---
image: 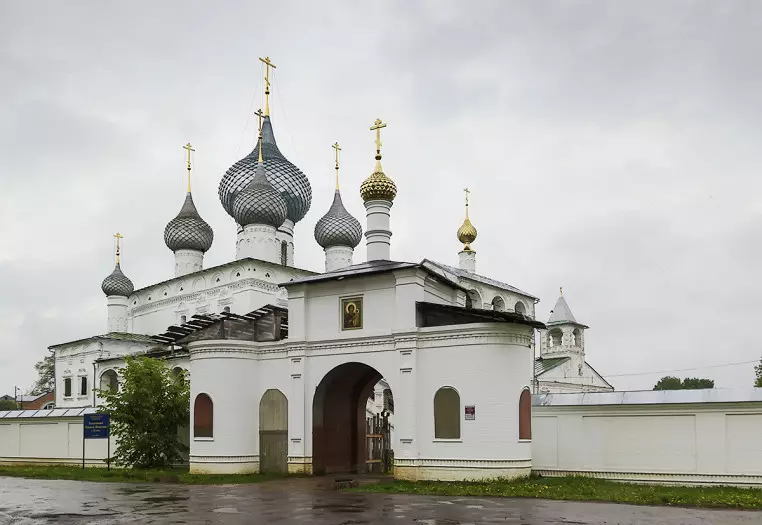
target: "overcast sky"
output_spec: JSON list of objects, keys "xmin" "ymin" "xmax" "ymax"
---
[{"xmin": 1, "ymin": 1, "xmax": 761, "ymax": 395}]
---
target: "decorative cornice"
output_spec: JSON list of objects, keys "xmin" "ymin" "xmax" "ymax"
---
[
  {"xmin": 130, "ymin": 278, "xmax": 279, "ymax": 315},
  {"xmin": 189, "ymin": 455, "xmax": 259, "ymax": 463}
]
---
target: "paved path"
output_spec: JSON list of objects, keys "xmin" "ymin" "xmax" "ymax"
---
[{"xmin": 0, "ymin": 476, "xmax": 760, "ymax": 524}]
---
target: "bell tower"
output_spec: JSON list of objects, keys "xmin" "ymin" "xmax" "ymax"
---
[{"xmin": 539, "ymin": 288, "xmax": 589, "ymax": 376}]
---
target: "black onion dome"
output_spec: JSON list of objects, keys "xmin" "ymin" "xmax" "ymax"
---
[
  {"xmin": 101, "ymin": 263, "xmax": 134, "ymax": 297},
  {"xmin": 219, "ymin": 117, "xmax": 312, "ymax": 224},
  {"xmin": 232, "ymin": 160, "xmax": 288, "ymax": 228},
  {"xmin": 314, "ymin": 190, "xmax": 363, "ymax": 249},
  {"xmin": 164, "ymin": 193, "xmax": 214, "ymax": 253}
]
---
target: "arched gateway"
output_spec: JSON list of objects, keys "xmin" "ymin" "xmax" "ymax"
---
[{"xmin": 312, "ymin": 362, "xmax": 387, "ymax": 475}]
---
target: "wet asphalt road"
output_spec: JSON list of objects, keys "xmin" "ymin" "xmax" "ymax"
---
[{"xmin": 1, "ymin": 476, "xmax": 760, "ymax": 524}]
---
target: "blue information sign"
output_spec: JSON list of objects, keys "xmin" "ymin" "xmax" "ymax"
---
[{"xmin": 83, "ymin": 413, "xmax": 110, "ymax": 439}]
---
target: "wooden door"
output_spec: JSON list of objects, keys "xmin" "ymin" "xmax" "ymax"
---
[{"xmin": 259, "ymin": 389, "xmax": 288, "ymax": 474}]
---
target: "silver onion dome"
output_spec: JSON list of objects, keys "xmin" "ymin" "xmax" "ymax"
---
[
  {"xmin": 232, "ymin": 160, "xmax": 288, "ymax": 228},
  {"xmin": 101, "ymin": 263, "xmax": 134, "ymax": 297},
  {"xmin": 219, "ymin": 116, "xmax": 312, "ymax": 224},
  {"xmin": 164, "ymin": 193, "xmax": 214, "ymax": 253},
  {"xmin": 314, "ymin": 190, "xmax": 363, "ymax": 249}
]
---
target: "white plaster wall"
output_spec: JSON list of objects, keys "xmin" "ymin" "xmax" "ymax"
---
[
  {"xmin": 532, "ymin": 403, "xmax": 762, "ymax": 485},
  {"xmin": 410, "ymin": 324, "xmax": 533, "ymax": 478},
  {"xmin": 127, "ymin": 259, "xmax": 312, "ymax": 335},
  {"xmin": 0, "ymin": 417, "xmax": 115, "ymax": 466}
]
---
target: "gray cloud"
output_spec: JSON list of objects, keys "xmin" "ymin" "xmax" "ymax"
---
[{"xmin": 1, "ymin": 1, "xmax": 761, "ymax": 393}]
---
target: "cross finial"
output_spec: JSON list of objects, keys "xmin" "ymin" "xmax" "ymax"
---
[
  {"xmin": 560, "ymin": 286, "xmax": 563, "ymax": 297},
  {"xmin": 370, "ymin": 118, "xmax": 387, "ymax": 172},
  {"xmin": 183, "ymin": 143, "xmax": 194, "ymax": 193},
  {"xmin": 114, "ymin": 232, "xmax": 124, "ymax": 264},
  {"xmin": 464, "ymin": 187, "xmax": 471, "ymax": 218},
  {"xmin": 254, "ymin": 108, "xmax": 264, "ymax": 162},
  {"xmin": 258, "ymin": 56, "xmax": 277, "ymax": 116},
  {"xmin": 332, "ymin": 142, "xmax": 342, "ymax": 190}
]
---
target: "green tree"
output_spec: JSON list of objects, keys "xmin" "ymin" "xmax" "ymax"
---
[
  {"xmin": 30, "ymin": 354, "xmax": 55, "ymax": 395},
  {"xmin": 653, "ymin": 376, "xmax": 714, "ymax": 390},
  {"xmin": 0, "ymin": 398, "xmax": 17, "ymax": 410},
  {"xmin": 755, "ymin": 358, "xmax": 762, "ymax": 388},
  {"xmin": 653, "ymin": 376, "xmax": 682, "ymax": 390},
  {"xmin": 98, "ymin": 356, "xmax": 189, "ymax": 469}
]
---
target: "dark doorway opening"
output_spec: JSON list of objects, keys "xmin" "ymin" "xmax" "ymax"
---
[{"xmin": 312, "ymin": 362, "xmax": 391, "ymax": 475}]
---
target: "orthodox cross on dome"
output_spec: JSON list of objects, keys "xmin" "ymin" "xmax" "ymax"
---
[
  {"xmin": 254, "ymin": 108, "xmax": 264, "ymax": 162},
  {"xmin": 114, "ymin": 232, "xmax": 124, "ymax": 264},
  {"xmin": 560, "ymin": 286, "xmax": 563, "ymax": 297},
  {"xmin": 183, "ymin": 143, "xmax": 194, "ymax": 193},
  {"xmin": 258, "ymin": 56, "xmax": 277, "ymax": 116},
  {"xmin": 332, "ymin": 142, "xmax": 342, "ymax": 189},
  {"xmin": 464, "ymin": 187, "xmax": 471, "ymax": 218},
  {"xmin": 370, "ymin": 118, "xmax": 387, "ymax": 171}
]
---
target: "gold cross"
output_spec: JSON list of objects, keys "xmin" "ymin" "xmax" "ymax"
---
[
  {"xmin": 258, "ymin": 56, "xmax": 277, "ymax": 116},
  {"xmin": 370, "ymin": 118, "xmax": 387, "ymax": 154},
  {"xmin": 114, "ymin": 232, "xmax": 123, "ymax": 263},
  {"xmin": 464, "ymin": 188, "xmax": 471, "ymax": 218},
  {"xmin": 332, "ymin": 142, "xmax": 342, "ymax": 189},
  {"xmin": 560, "ymin": 286, "xmax": 563, "ymax": 297},
  {"xmin": 254, "ymin": 108, "xmax": 264, "ymax": 162},
  {"xmin": 183, "ymin": 143, "xmax": 194, "ymax": 192}
]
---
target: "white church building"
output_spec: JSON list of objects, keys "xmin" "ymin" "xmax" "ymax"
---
[{"xmin": 47, "ymin": 62, "xmax": 612, "ymax": 480}]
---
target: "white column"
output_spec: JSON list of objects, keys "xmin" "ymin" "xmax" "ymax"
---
[
  {"xmin": 324, "ymin": 246, "xmax": 354, "ymax": 272},
  {"xmin": 236, "ymin": 224, "xmax": 279, "ymax": 263},
  {"xmin": 364, "ymin": 199, "xmax": 392, "ymax": 261},
  {"xmin": 106, "ymin": 296, "xmax": 129, "ymax": 333},
  {"xmin": 459, "ymin": 249, "xmax": 476, "ymax": 273},
  {"xmin": 276, "ymin": 219, "xmax": 295, "ymax": 266},
  {"xmin": 175, "ymin": 249, "xmax": 204, "ymax": 277}
]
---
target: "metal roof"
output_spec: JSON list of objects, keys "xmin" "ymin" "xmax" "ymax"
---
[
  {"xmin": 533, "ymin": 388, "xmax": 762, "ymax": 407},
  {"xmin": 423, "ymin": 260, "xmax": 539, "ymax": 300},
  {"xmin": 0, "ymin": 407, "xmax": 98, "ymax": 419},
  {"xmin": 417, "ymin": 301, "xmax": 546, "ymax": 329},
  {"xmin": 534, "ymin": 356, "xmax": 570, "ymax": 376},
  {"xmin": 546, "ymin": 295, "xmax": 588, "ymax": 327}
]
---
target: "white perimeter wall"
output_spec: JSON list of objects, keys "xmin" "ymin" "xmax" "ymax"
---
[
  {"xmin": 532, "ymin": 395, "xmax": 762, "ymax": 485},
  {"xmin": 0, "ymin": 417, "xmax": 115, "ymax": 466}
]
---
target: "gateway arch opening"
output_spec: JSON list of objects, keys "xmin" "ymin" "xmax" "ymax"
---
[{"xmin": 312, "ymin": 362, "xmax": 393, "ymax": 475}]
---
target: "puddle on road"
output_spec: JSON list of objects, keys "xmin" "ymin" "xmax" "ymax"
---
[{"xmin": 414, "ymin": 519, "xmax": 460, "ymax": 525}]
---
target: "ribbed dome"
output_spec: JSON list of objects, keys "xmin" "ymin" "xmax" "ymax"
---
[
  {"xmin": 457, "ymin": 217, "xmax": 477, "ymax": 250},
  {"xmin": 360, "ymin": 155, "xmax": 397, "ymax": 203},
  {"xmin": 164, "ymin": 193, "xmax": 214, "ymax": 253},
  {"xmin": 232, "ymin": 160, "xmax": 288, "ymax": 228},
  {"xmin": 219, "ymin": 117, "xmax": 311, "ymax": 224},
  {"xmin": 314, "ymin": 190, "xmax": 363, "ymax": 249},
  {"xmin": 101, "ymin": 263, "xmax": 134, "ymax": 297}
]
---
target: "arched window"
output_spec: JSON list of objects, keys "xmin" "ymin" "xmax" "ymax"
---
[
  {"xmin": 64, "ymin": 378, "xmax": 72, "ymax": 397},
  {"xmin": 223, "ymin": 306, "xmax": 231, "ymax": 313},
  {"xmin": 519, "ymin": 389, "xmax": 531, "ymax": 440},
  {"xmin": 80, "ymin": 376, "xmax": 88, "ymax": 396},
  {"xmin": 491, "ymin": 296, "xmax": 505, "ymax": 312},
  {"xmin": 194, "ymin": 393, "xmax": 213, "ymax": 438},
  {"xmin": 573, "ymin": 328, "xmax": 581, "ymax": 347},
  {"xmin": 465, "ymin": 294, "xmax": 472, "ymax": 309},
  {"xmin": 280, "ymin": 241, "xmax": 288, "ymax": 266},
  {"xmin": 549, "ymin": 328, "xmax": 563, "ymax": 347},
  {"xmin": 100, "ymin": 370, "xmax": 119, "ymax": 393},
  {"xmin": 41, "ymin": 402, "xmax": 55, "ymax": 410},
  {"xmin": 180, "ymin": 315, "xmax": 187, "ymax": 324},
  {"xmin": 466, "ymin": 289, "xmax": 481, "ymax": 310},
  {"xmin": 514, "ymin": 301, "xmax": 526, "ymax": 315},
  {"xmin": 434, "ymin": 387, "xmax": 461, "ymax": 439}
]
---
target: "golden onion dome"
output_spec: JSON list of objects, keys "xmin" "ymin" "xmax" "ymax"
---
[
  {"xmin": 360, "ymin": 167, "xmax": 397, "ymax": 202},
  {"xmin": 457, "ymin": 217, "xmax": 477, "ymax": 249}
]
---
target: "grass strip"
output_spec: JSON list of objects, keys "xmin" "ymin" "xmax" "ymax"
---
[
  {"xmin": 350, "ymin": 475, "xmax": 762, "ymax": 510},
  {"xmin": 0, "ymin": 465, "xmax": 286, "ymax": 485}
]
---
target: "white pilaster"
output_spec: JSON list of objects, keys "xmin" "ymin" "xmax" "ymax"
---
[
  {"xmin": 364, "ymin": 199, "xmax": 392, "ymax": 261},
  {"xmin": 106, "ymin": 295, "xmax": 129, "ymax": 333},
  {"xmin": 236, "ymin": 224, "xmax": 279, "ymax": 263},
  {"xmin": 459, "ymin": 249, "xmax": 476, "ymax": 273},
  {"xmin": 324, "ymin": 246, "xmax": 354, "ymax": 272},
  {"xmin": 276, "ymin": 219, "xmax": 295, "ymax": 267},
  {"xmin": 174, "ymin": 249, "xmax": 204, "ymax": 277}
]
